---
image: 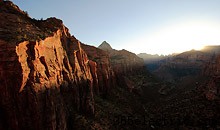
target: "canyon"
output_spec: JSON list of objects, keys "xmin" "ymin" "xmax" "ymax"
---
[
  {"xmin": 0, "ymin": 1, "xmax": 145, "ymax": 129},
  {"xmin": 0, "ymin": 1, "xmax": 219, "ymax": 129}
]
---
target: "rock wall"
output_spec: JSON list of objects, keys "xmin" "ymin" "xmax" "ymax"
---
[
  {"xmin": 109, "ymin": 49, "xmax": 144, "ymax": 75},
  {"xmin": 0, "ymin": 1, "xmax": 116, "ymax": 129},
  {"xmin": 81, "ymin": 44, "xmax": 115, "ymax": 97},
  {"xmin": 0, "ymin": 28, "xmax": 96, "ymax": 130},
  {"xmin": 98, "ymin": 42, "xmax": 144, "ymax": 75},
  {"xmin": 98, "ymin": 41, "xmax": 145, "ymax": 93}
]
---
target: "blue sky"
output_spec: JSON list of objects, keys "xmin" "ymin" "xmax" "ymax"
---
[{"xmin": 12, "ymin": 0, "xmax": 220, "ymax": 55}]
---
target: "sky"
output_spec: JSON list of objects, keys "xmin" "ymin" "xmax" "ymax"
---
[{"xmin": 12, "ymin": 0, "xmax": 220, "ymax": 55}]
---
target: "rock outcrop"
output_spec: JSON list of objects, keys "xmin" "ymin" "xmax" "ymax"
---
[
  {"xmin": 0, "ymin": 1, "xmax": 116, "ymax": 129},
  {"xmin": 1, "ymin": 1, "xmax": 219, "ymax": 130},
  {"xmin": 97, "ymin": 41, "xmax": 112, "ymax": 51},
  {"xmin": 98, "ymin": 41, "xmax": 144, "ymax": 92},
  {"xmin": 81, "ymin": 44, "xmax": 115, "ymax": 97},
  {"xmin": 98, "ymin": 41, "xmax": 144, "ymax": 75}
]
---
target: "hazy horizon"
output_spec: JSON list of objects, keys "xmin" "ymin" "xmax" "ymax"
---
[{"xmin": 12, "ymin": 0, "xmax": 220, "ymax": 55}]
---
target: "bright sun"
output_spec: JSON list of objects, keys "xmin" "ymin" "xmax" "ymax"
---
[{"xmin": 132, "ymin": 20, "xmax": 220, "ymax": 55}]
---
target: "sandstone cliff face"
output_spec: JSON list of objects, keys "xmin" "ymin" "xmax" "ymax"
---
[
  {"xmin": 98, "ymin": 41, "xmax": 144, "ymax": 92},
  {"xmin": 0, "ymin": 1, "xmax": 115, "ymax": 130},
  {"xmin": 81, "ymin": 44, "xmax": 115, "ymax": 97},
  {"xmin": 109, "ymin": 49, "xmax": 144, "ymax": 75},
  {"xmin": 98, "ymin": 41, "xmax": 144, "ymax": 75}
]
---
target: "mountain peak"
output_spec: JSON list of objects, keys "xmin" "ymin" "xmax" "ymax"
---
[{"xmin": 98, "ymin": 41, "xmax": 112, "ymax": 51}]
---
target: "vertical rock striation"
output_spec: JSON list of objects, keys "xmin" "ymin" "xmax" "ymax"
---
[
  {"xmin": 98, "ymin": 41, "xmax": 144, "ymax": 92},
  {"xmin": 0, "ymin": 1, "xmax": 116, "ymax": 129},
  {"xmin": 81, "ymin": 44, "xmax": 115, "ymax": 97}
]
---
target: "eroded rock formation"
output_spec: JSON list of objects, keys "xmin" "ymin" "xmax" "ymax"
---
[
  {"xmin": 0, "ymin": 1, "xmax": 118, "ymax": 129},
  {"xmin": 81, "ymin": 44, "xmax": 115, "ymax": 97},
  {"xmin": 98, "ymin": 41, "xmax": 144, "ymax": 75},
  {"xmin": 98, "ymin": 41, "xmax": 144, "ymax": 92}
]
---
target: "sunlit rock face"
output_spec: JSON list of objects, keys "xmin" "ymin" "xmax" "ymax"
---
[{"xmin": 0, "ymin": 1, "xmax": 115, "ymax": 129}]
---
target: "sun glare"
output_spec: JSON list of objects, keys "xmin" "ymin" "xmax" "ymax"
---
[{"xmin": 135, "ymin": 20, "xmax": 220, "ymax": 55}]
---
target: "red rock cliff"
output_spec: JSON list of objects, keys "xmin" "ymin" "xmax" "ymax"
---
[
  {"xmin": 81, "ymin": 44, "xmax": 115, "ymax": 97},
  {"xmin": 98, "ymin": 41, "xmax": 144, "ymax": 75},
  {"xmin": 0, "ymin": 1, "xmax": 115, "ymax": 129},
  {"xmin": 98, "ymin": 41, "xmax": 144, "ymax": 92}
]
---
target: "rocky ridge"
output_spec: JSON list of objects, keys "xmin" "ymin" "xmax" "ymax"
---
[
  {"xmin": 153, "ymin": 50, "xmax": 212, "ymax": 82},
  {"xmin": 98, "ymin": 41, "xmax": 145, "ymax": 92},
  {"xmin": 97, "ymin": 41, "xmax": 112, "ymax": 51},
  {"xmin": 98, "ymin": 41, "xmax": 144, "ymax": 75},
  {"xmin": 1, "ymin": 1, "xmax": 219, "ymax": 129},
  {"xmin": 0, "ymin": 1, "xmax": 146, "ymax": 130}
]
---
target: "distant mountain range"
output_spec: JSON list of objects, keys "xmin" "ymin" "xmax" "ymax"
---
[{"xmin": 0, "ymin": 1, "xmax": 219, "ymax": 129}]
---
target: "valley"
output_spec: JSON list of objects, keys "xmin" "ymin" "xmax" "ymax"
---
[{"xmin": 0, "ymin": 1, "xmax": 220, "ymax": 129}]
